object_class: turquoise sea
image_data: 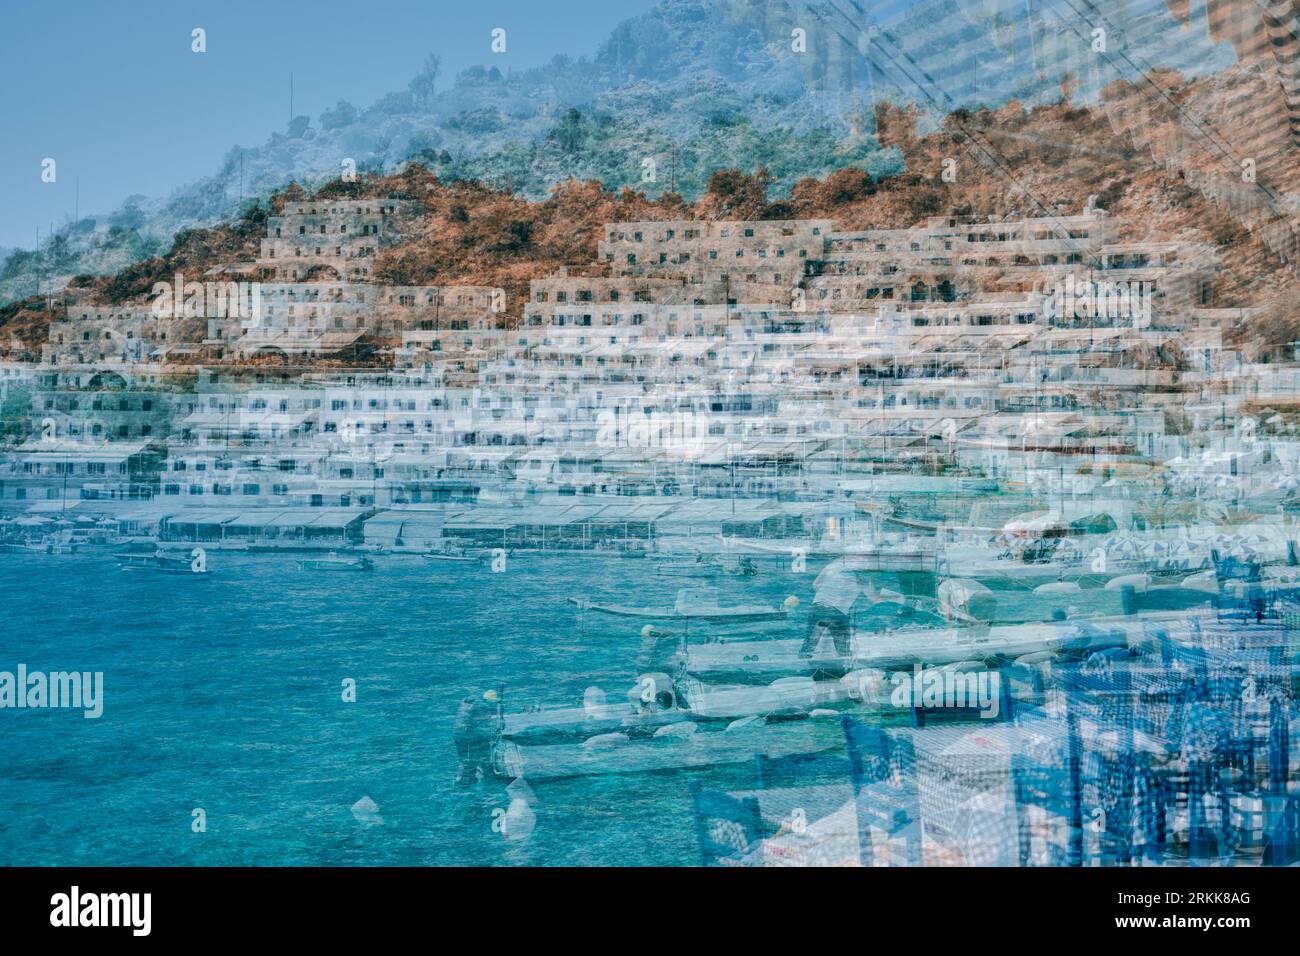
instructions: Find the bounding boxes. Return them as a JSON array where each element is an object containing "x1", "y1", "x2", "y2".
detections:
[{"x1": 0, "y1": 551, "x2": 817, "y2": 866}]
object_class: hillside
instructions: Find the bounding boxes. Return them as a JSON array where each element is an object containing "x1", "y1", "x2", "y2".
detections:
[
  {"x1": 0, "y1": 0, "x2": 1244, "y2": 308},
  {"x1": 4, "y1": 64, "x2": 1298, "y2": 365}
]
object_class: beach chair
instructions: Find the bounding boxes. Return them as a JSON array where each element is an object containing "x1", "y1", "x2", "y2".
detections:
[
  {"x1": 842, "y1": 716, "x2": 922, "y2": 866},
  {"x1": 1056, "y1": 664, "x2": 1182, "y2": 865},
  {"x1": 1010, "y1": 713, "x2": 1079, "y2": 866},
  {"x1": 688, "y1": 780, "x2": 764, "y2": 867}
]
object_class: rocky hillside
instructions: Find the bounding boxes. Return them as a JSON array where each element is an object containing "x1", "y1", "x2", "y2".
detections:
[
  {"x1": 0, "y1": 0, "x2": 1247, "y2": 307},
  {"x1": 3, "y1": 62, "x2": 1297, "y2": 364}
]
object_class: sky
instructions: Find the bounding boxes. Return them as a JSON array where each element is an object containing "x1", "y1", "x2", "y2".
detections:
[{"x1": 0, "y1": 0, "x2": 661, "y2": 250}]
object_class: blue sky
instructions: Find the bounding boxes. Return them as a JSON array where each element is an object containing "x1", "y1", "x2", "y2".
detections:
[{"x1": 0, "y1": 0, "x2": 660, "y2": 249}]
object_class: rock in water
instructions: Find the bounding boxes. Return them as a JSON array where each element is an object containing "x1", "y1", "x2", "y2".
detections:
[
  {"x1": 351, "y1": 796, "x2": 384, "y2": 826},
  {"x1": 582, "y1": 686, "x2": 608, "y2": 719},
  {"x1": 654, "y1": 721, "x2": 698, "y2": 738},
  {"x1": 501, "y1": 797, "x2": 536, "y2": 842}
]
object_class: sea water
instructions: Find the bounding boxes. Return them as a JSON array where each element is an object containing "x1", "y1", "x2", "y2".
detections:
[{"x1": 0, "y1": 551, "x2": 816, "y2": 865}]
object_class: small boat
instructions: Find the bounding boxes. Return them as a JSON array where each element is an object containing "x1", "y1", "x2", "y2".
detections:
[
  {"x1": 492, "y1": 712, "x2": 845, "y2": 782},
  {"x1": 681, "y1": 609, "x2": 1204, "y2": 679},
  {"x1": 0, "y1": 542, "x2": 43, "y2": 554},
  {"x1": 569, "y1": 587, "x2": 793, "y2": 622},
  {"x1": 423, "y1": 549, "x2": 479, "y2": 563},
  {"x1": 299, "y1": 554, "x2": 374, "y2": 572},
  {"x1": 496, "y1": 674, "x2": 851, "y2": 744},
  {"x1": 117, "y1": 552, "x2": 209, "y2": 576},
  {"x1": 653, "y1": 558, "x2": 723, "y2": 578},
  {"x1": 720, "y1": 534, "x2": 908, "y2": 562},
  {"x1": 653, "y1": 555, "x2": 757, "y2": 578}
]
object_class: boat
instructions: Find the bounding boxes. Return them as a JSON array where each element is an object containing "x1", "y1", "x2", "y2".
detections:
[
  {"x1": 720, "y1": 533, "x2": 939, "y2": 571},
  {"x1": 679, "y1": 609, "x2": 1203, "y2": 679},
  {"x1": 0, "y1": 542, "x2": 43, "y2": 554},
  {"x1": 568, "y1": 587, "x2": 793, "y2": 622},
  {"x1": 117, "y1": 551, "x2": 209, "y2": 576},
  {"x1": 653, "y1": 554, "x2": 757, "y2": 578},
  {"x1": 299, "y1": 554, "x2": 375, "y2": 572},
  {"x1": 492, "y1": 711, "x2": 846, "y2": 782},
  {"x1": 496, "y1": 673, "x2": 851, "y2": 743},
  {"x1": 422, "y1": 549, "x2": 480, "y2": 563},
  {"x1": 653, "y1": 557, "x2": 724, "y2": 578}
]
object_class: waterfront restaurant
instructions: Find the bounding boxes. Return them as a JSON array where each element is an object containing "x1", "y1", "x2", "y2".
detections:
[{"x1": 157, "y1": 508, "x2": 369, "y2": 546}]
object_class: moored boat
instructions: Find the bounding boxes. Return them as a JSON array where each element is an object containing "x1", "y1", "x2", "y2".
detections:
[
  {"x1": 117, "y1": 551, "x2": 209, "y2": 576},
  {"x1": 299, "y1": 554, "x2": 375, "y2": 572},
  {"x1": 568, "y1": 587, "x2": 795, "y2": 622}
]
